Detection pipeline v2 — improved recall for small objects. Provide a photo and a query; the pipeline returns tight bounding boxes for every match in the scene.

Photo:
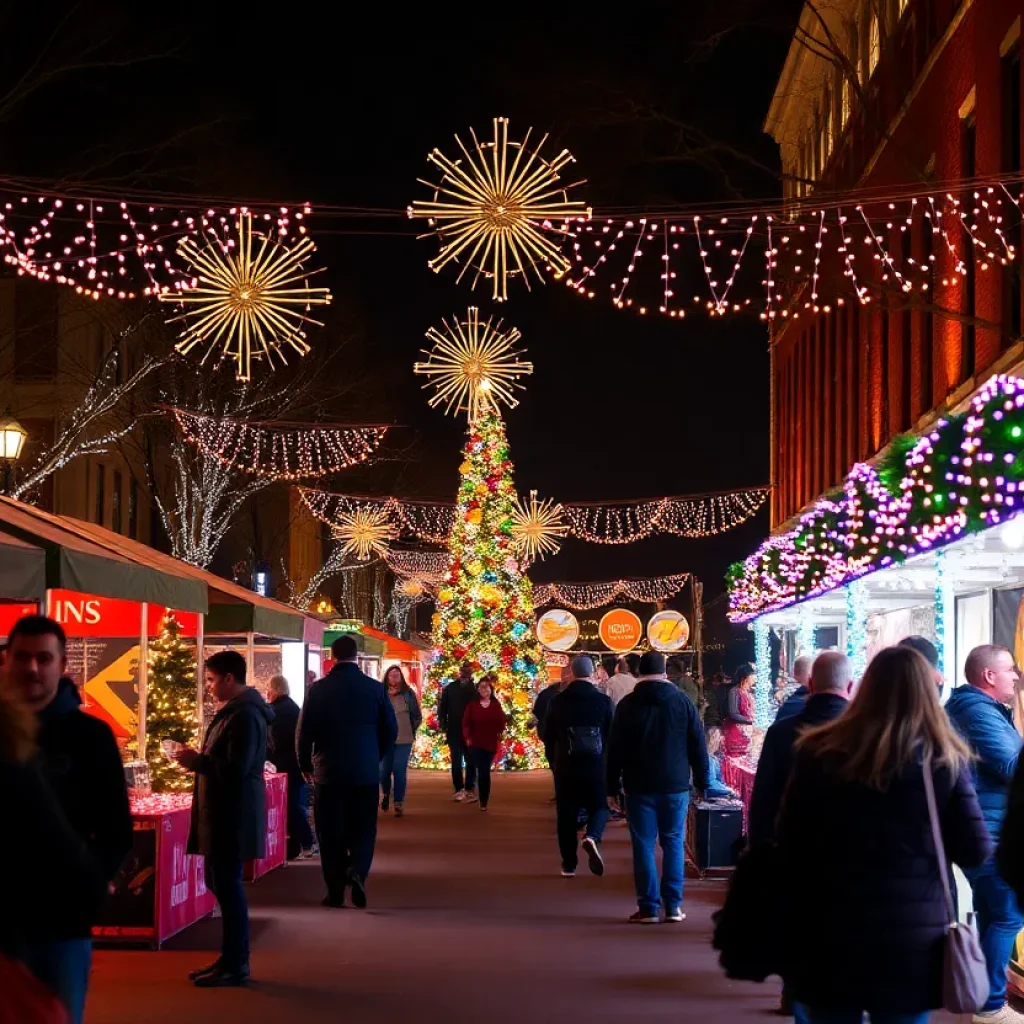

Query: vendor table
[720,755,757,833]
[245,771,287,881]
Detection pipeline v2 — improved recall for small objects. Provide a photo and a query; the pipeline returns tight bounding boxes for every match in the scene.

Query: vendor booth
[321,620,431,691]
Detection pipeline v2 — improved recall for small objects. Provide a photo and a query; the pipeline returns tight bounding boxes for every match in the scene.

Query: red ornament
[453,646,468,660]
[513,741,526,757]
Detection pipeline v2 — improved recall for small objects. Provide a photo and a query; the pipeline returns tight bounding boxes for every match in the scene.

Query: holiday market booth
[321,620,430,691]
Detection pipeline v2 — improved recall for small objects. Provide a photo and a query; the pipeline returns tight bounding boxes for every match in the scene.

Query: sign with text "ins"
[598,608,643,652]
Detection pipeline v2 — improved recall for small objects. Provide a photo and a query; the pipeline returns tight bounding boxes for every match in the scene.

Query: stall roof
[0,533,45,602]
[56,516,323,643]
[362,625,429,660]
[0,497,208,612]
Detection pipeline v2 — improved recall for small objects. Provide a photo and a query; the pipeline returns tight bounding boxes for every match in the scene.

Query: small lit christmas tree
[146,612,198,792]
[413,410,547,770]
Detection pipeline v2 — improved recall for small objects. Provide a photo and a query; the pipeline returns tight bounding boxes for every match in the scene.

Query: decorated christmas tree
[413,410,548,769]
[145,612,198,792]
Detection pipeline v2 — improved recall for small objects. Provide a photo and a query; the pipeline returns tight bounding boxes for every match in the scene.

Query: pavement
[82,770,892,1023]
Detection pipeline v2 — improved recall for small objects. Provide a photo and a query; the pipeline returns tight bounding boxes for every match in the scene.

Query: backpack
[566,725,603,758]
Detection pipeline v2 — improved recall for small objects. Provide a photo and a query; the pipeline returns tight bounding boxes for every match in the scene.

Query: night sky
[2,1,805,606]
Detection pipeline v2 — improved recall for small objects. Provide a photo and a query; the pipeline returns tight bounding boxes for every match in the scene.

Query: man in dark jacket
[438,661,478,801]
[297,635,397,909]
[267,675,315,859]
[4,615,132,1023]
[606,651,709,924]
[174,649,273,988]
[749,651,852,848]
[544,656,614,878]
[774,655,812,722]
[946,644,1024,1020]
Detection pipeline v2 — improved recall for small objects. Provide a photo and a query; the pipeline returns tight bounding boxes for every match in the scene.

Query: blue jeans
[965,856,1024,1012]
[21,938,92,1024]
[381,743,413,802]
[625,791,688,914]
[288,776,314,850]
[204,856,249,970]
[800,1010,929,1024]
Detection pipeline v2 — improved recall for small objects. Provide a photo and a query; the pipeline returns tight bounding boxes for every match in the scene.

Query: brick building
[766,0,1024,528]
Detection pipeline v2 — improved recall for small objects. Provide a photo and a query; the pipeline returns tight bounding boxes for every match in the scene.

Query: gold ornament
[511,490,567,562]
[332,505,397,561]
[160,212,332,381]
[414,307,533,421]
[410,117,590,301]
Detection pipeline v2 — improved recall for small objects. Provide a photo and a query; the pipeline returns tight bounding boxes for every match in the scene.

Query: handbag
[566,725,603,758]
[921,755,989,1015]
[0,954,70,1024]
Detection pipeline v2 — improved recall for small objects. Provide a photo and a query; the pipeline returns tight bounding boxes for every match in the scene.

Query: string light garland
[845,581,869,680]
[171,408,388,480]
[409,117,590,302]
[414,307,533,421]
[332,505,398,561]
[532,573,691,611]
[727,373,1024,622]
[384,549,451,583]
[510,490,567,563]
[159,212,332,381]
[753,620,773,728]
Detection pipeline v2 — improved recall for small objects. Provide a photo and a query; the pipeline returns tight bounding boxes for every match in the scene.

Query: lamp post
[0,412,27,495]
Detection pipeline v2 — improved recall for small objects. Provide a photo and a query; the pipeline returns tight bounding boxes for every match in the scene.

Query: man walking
[544,656,614,878]
[297,635,397,909]
[267,674,315,860]
[174,650,273,988]
[606,651,708,924]
[438,661,478,801]
[775,655,812,722]
[4,615,131,1022]
[946,644,1024,1024]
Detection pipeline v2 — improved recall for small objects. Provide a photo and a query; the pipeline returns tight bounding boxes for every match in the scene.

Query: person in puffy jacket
[945,644,1024,1021]
[462,674,507,812]
[267,674,315,859]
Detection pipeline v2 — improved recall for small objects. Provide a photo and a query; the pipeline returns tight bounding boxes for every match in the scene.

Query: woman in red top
[461,674,508,811]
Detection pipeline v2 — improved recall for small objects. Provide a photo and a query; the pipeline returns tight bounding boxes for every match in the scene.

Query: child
[703,726,739,800]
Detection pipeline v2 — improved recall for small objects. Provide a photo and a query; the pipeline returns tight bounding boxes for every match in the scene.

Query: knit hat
[638,651,666,677]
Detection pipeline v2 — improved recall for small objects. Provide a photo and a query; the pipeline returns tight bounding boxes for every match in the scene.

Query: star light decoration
[332,506,398,562]
[409,117,590,302]
[511,490,567,563]
[159,212,332,381]
[414,306,533,421]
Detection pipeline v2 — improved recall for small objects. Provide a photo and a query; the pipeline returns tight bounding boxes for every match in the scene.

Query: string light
[159,212,331,381]
[414,307,533,421]
[409,117,590,302]
[384,549,451,583]
[171,408,388,480]
[532,573,691,611]
[846,580,869,680]
[332,505,398,561]
[934,548,952,686]
[796,606,816,658]
[510,490,567,562]
[753,619,773,727]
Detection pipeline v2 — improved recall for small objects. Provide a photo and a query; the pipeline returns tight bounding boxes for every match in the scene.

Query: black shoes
[381,795,390,812]
[193,963,250,987]
[347,869,368,909]
[321,894,345,908]
[582,836,605,877]
[188,959,222,981]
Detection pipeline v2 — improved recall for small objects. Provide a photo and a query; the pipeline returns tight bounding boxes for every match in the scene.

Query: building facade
[766,0,1024,528]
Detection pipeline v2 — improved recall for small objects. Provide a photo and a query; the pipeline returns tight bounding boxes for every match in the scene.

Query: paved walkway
[87,771,784,1022]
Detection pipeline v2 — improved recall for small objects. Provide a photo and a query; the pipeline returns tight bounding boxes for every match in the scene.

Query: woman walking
[721,664,755,756]
[461,674,507,811]
[380,666,421,817]
[777,646,991,1024]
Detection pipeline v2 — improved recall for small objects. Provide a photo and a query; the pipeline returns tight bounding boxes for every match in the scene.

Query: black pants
[287,776,314,857]
[448,733,477,793]
[204,855,249,970]
[554,775,608,871]
[469,748,495,807]
[313,783,379,900]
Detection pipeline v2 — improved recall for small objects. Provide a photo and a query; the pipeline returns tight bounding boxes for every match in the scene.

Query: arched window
[868,12,880,77]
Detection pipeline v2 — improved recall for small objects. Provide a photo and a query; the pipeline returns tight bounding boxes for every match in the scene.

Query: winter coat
[606,679,710,796]
[532,683,560,744]
[462,698,508,754]
[268,694,302,780]
[777,750,990,1013]
[748,692,848,847]
[297,662,398,787]
[544,679,614,787]
[35,678,132,937]
[774,685,809,722]
[945,684,1022,842]
[438,680,476,740]
[393,688,423,735]
[998,755,1024,906]
[188,687,274,862]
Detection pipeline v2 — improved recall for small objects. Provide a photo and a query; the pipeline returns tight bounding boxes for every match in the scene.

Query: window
[95,464,106,527]
[898,0,908,15]
[868,13,880,78]
[1003,44,1022,346]
[961,111,977,381]
[822,91,833,167]
[14,284,58,381]
[112,470,123,534]
[841,75,852,129]
[128,477,139,540]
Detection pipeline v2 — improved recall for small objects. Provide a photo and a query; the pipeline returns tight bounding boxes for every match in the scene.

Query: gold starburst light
[414,307,533,421]
[511,490,567,563]
[409,117,590,302]
[160,212,332,381]
[333,506,397,562]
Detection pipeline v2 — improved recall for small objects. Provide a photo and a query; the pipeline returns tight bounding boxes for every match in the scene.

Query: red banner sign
[0,592,199,639]
[246,773,288,881]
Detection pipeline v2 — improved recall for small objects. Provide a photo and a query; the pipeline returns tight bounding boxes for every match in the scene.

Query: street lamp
[0,412,27,495]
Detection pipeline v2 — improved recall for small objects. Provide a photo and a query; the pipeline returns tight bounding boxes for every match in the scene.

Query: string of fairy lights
[532,573,691,610]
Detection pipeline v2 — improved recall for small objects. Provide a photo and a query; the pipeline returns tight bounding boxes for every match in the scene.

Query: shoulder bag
[921,755,989,1015]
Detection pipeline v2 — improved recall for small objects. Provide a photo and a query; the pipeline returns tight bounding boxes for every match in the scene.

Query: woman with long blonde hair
[777,646,991,1024]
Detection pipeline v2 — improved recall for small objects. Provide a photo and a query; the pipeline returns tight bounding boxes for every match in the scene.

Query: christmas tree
[413,410,547,770]
[146,612,198,792]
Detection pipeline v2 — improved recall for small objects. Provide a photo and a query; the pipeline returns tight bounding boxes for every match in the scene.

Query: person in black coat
[774,655,812,722]
[776,646,991,1021]
[438,662,478,800]
[3,615,131,1024]
[544,655,614,878]
[174,649,273,988]
[267,674,315,859]
[296,634,398,909]
[749,651,852,848]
